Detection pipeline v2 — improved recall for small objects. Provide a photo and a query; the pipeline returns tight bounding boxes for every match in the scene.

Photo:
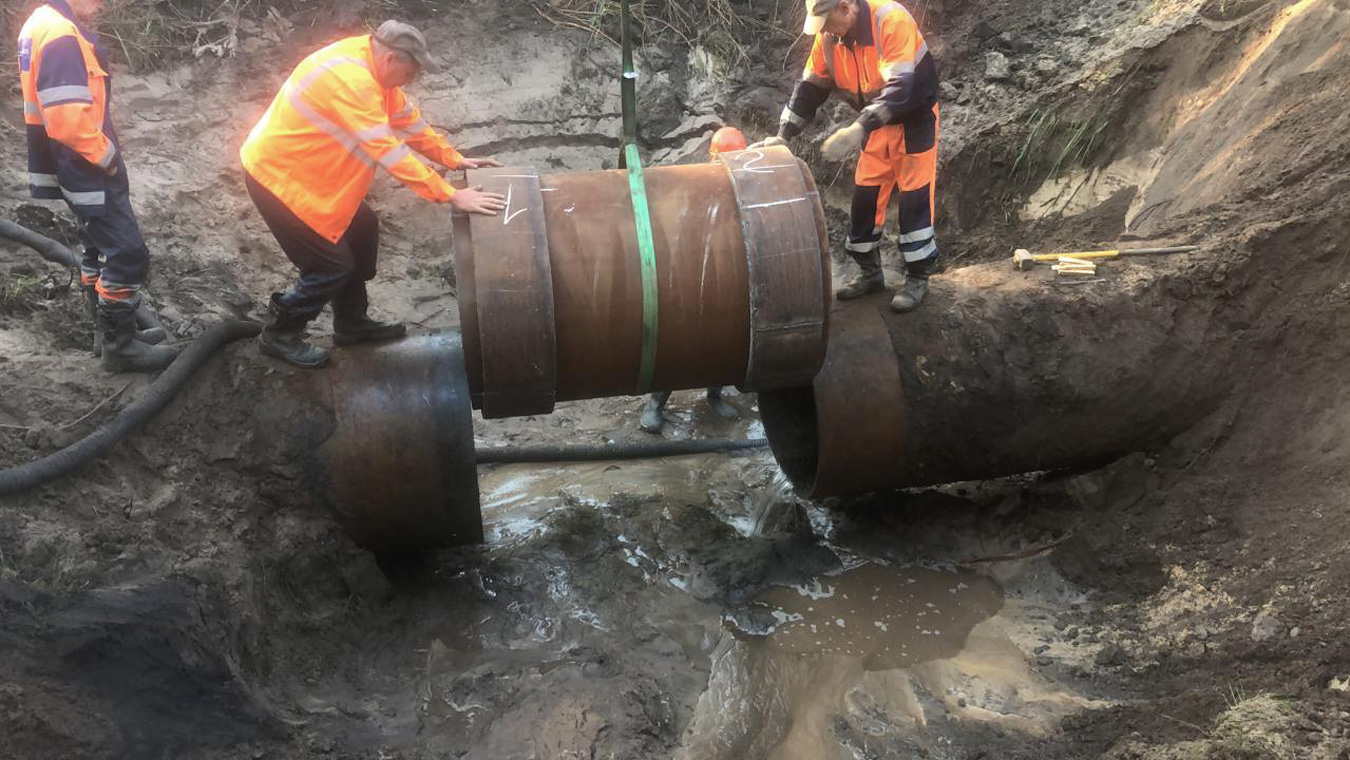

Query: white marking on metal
[743,197,807,210]
[503,183,529,226]
[733,163,795,173]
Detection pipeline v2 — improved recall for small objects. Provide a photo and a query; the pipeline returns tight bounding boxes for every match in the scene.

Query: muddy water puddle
[439,458,1094,758]
[735,563,1003,669]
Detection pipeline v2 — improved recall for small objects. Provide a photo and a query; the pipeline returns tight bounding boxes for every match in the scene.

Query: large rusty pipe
[283,333,481,552]
[759,269,1231,497]
[453,146,832,419]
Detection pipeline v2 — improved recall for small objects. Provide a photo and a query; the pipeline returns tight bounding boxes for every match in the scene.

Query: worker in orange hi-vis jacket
[753,0,940,313]
[19,0,175,373]
[240,20,507,369]
[640,126,747,435]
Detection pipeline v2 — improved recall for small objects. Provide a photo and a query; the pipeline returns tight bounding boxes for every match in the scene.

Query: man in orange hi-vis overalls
[241,21,507,368]
[753,0,940,313]
[19,0,175,373]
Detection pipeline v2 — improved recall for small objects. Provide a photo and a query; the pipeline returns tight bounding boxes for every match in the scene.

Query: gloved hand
[747,135,788,150]
[821,122,865,161]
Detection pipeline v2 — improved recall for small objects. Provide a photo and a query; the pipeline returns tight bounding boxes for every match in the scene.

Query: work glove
[821,122,865,161]
[747,135,788,150]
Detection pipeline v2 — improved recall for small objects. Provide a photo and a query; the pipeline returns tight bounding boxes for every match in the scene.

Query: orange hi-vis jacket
[779,0,939,154]
[19,0,120,213]
[240,34,463,243]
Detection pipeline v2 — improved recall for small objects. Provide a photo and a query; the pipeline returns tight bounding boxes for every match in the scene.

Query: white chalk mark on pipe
[744,197,807,209]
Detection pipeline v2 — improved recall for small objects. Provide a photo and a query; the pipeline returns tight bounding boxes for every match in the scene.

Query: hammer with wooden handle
[1012,245,1198,271]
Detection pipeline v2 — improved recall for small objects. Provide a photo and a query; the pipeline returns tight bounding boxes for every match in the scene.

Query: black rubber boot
[641,391,671,434]
[706,387,742,420]
[84,285,165,357]
[333,283,406,346]
[836,250,885,301]
[890,259,933,314]
[259,294,330,369]
[97,298,178,373]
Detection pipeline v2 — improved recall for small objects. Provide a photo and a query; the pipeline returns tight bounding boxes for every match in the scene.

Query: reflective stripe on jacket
[240,35,462,243]
[780,0,939,153]
[18,0,119,213]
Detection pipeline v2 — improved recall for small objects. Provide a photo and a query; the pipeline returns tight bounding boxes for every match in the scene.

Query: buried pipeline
[758,267,1230,498]
[297,146,833,551]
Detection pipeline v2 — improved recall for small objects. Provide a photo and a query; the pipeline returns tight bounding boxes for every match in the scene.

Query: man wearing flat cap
[752,0,940,313]
[241,21,507,368]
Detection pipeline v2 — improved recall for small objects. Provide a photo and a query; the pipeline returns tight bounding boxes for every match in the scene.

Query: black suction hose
[0,218,166,332]
[0,320,261,496]
[475,437,769,464]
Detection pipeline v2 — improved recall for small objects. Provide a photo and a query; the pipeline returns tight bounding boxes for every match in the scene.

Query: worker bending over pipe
[240,21,508,369]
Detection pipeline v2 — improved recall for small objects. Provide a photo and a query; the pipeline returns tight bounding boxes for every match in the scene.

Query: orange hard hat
[710,126,748,157]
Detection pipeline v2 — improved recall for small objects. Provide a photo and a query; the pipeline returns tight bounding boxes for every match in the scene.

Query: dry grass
[534,0,770,68]
[3,0,285,72]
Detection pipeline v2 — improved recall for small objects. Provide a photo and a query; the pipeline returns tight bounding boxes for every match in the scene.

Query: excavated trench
[4,0,1350,758]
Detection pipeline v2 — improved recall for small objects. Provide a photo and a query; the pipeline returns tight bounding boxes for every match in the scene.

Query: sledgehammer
[1012,245,1198,271]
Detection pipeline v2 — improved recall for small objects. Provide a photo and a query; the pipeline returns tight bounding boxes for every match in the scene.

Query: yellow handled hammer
[1012,245,1198,271]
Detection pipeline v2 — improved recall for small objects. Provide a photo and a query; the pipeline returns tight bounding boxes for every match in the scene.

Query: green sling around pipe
[619,0,659,393]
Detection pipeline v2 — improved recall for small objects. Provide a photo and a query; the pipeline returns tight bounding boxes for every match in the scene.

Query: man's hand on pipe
[450,186,509,215]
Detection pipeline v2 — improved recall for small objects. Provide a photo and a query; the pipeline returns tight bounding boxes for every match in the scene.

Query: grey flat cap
[803,0,840,34]
[374,20,444,74]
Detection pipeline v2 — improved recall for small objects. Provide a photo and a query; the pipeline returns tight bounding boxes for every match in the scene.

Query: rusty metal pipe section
[453,145,831,418]
[760,280,1230,498]
[291,333,482,552]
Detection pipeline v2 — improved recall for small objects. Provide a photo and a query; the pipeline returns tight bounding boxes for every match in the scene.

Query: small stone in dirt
[1064,626,1080,639]
[958,697,968,708]
[1251,610,1285,642]
[938,81,959,102]
[1036,655,1053,667]
[985,52,1012,82]
[1034,57,1059,76]
[1034,644,1050,654]
[1289,626,1301,638]
[1095,644,1126,667]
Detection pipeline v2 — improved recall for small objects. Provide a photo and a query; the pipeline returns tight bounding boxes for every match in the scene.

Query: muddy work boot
[835,250,885,301]
[260,294,330,369]
[705,387,741,420]
[97,298,178,374]
[641,391,671,434]
[890,260,933,314]
[84,284,164,357]
[332,283,406,347]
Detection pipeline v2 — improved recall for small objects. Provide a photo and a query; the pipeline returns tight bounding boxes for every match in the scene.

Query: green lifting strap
[619,0,659,393]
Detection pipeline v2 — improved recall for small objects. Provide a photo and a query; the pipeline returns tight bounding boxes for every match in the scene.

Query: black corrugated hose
[475,438,769,464]
[0,218,166,332]
[0,319,261,496]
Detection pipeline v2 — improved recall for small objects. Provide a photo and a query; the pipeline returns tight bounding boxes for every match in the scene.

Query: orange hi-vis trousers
[846,109,938,267]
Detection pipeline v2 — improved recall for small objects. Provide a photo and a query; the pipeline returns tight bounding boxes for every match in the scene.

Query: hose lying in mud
[474,438,769,464]
[0,218,166,332]
[0,320,261,496]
